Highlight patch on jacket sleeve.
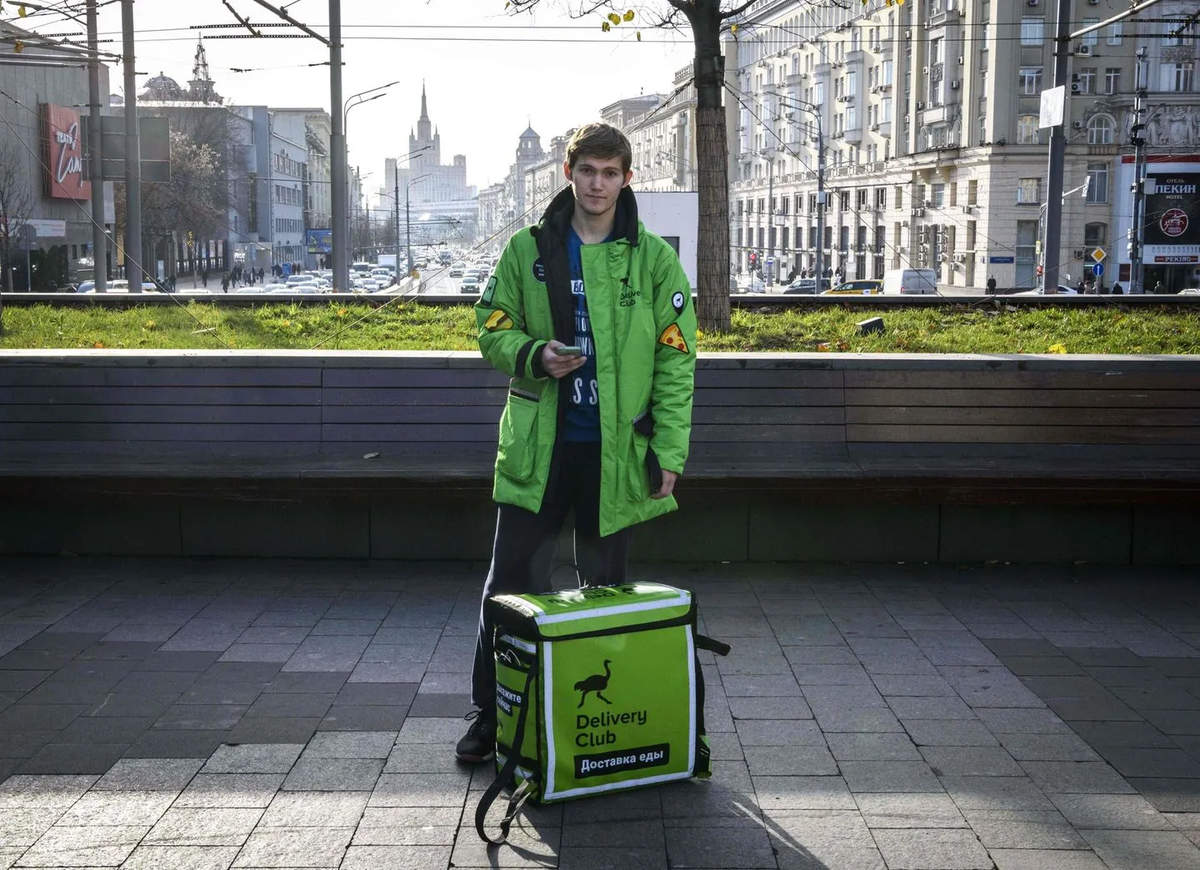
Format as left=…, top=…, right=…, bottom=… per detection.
left=484, top=309, right=514, bottom=332
left=658, top=322, right=689, bottom=354
left=481, top=276, right=498, bottom=305
left=671, top=290, right=687, bottom=315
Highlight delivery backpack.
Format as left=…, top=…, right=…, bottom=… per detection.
left=475, top=582, right=729, bottom=845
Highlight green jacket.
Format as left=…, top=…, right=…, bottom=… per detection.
left=474, top=186, right=697, bottom=537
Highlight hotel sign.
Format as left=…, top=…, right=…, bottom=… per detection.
left=41, top=104, right=91, bottom=201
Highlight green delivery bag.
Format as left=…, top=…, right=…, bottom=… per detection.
left=475, top=582, right=729, bottom=845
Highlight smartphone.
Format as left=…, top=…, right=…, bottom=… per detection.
left=555, top=345, right=583, bottom=356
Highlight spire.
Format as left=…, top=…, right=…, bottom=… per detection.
left=420, top=80, right=429, bottom=122
left=192, top=37, right=210, bottom=83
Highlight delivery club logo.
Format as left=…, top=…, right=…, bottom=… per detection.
left=574, top=659, right=613, bottom=708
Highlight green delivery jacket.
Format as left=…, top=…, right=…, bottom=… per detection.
left=474, top=186, right=697, bottom=537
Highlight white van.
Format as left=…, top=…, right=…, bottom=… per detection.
left=882, top=269, right=938, bottom=295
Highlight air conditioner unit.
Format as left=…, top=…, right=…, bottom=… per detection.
left=905, top=29, right=912, bottom=39
left=958, top=56, right=965, bottom=65
left=870, top=124, right=881, bottom=132
left=922, top=66, right=930, bottom=74
left=950, top=80, right=960, bottom=90
left=916, top=101, right=925, bottom=110
left=901, top=220, right=910, bottom=228
left=924, top=200, right=934, bottom=208
left=1076, top=44, right=1092, bottom=57
left=912, top=208, right=925, bottom=217
left=1073, top=120, right=1084, bottom=129
left=1073, top=249, right=1085, bottom=258
left=1028, top=0, right=1039, bottom=6
left=871, top=43, right=882, bottom=53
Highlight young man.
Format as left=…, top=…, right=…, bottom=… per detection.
left=457, top=122, right=697, bottom=763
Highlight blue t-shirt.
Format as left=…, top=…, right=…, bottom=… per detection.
left=563, top=227, right=601, bottom=442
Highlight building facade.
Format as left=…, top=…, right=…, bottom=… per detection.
left=274, top=108, right=332, bottom=269
left=724, top=0, right=1198, bottom=291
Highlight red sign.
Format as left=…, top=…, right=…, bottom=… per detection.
left=42, top=104, right=91, bottom=200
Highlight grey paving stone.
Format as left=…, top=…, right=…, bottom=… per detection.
left=962, top=808, right=1088, bottom=850
left=1128, top=777, right=1200, bottom=812
left=826, top=732, right=923, bottom=762
left=218, top=643, right=299, bottom=663
left=0, top=774, right=97, bottom=809
left=243, top=693, right=335, bottom=719
left=226, top=716, right=320, bottom=745
left=340, top=844, right=453, bottom=870
left=557, top=846, right=667, bottom=870
left=941, top=776, right=1057, bottom=812
left=19, top=741, right=131, bottom=774
left=235, top=626, right=312, bottom=645
left=872, top=674, right=958, bottom=696
left=123, top=729, right=228, bottom=759
left=304, top=731, right=395, bottom=759
left=921, top=746, right=1024, bottom=777
left=840, top=761, right=943, bottom=793
left=282, top=757, right=383, bottom=791
left=335, top=682, right=418, bottom=707
left=202, top=743, right=303, bottom=774
left=368, top=772, right=470, bottom=807
left=790, top=664, right=875, bottom=686
left=394, top=716, right=466, bottom=745
left=92, top=757, right=203, bottom=791
left=997, top=732, right=1102, bottom=761
left=727, top=696, right=814, bottom=720
left=753, top=777, right=859, bottom=811
left=0, top=730, right=55, bottom=759
left=1049, top=792, right=1174, bottom=830
left=57, top=789, right=176, bottom=826
left=1019, top=760, right=1136, bottom=794
left=144, top=806, right=263, bottom=846
left=232, top=825, right=353, bottom=867
left=1094, top=746, right=1200, bottom=778
left=121, top=844, right=240, bottom=870
left=559, top=818, right=663, bottom=848
left=1143, top=709, right=1200, bottom=735
left=887, top=696, right=977, bottom=720
left=175, top=682, right=263, bottom=707
left=17, top=823, right=147, bottom=867
left=0, top=703, right=90, bottom=731
left=664, top=825, right=776, bottom=869
left=1045, top=696, right=1144, bottom=722
left=259, top=791, right=370, bottom=827
left=1000, top=656, right=1088, bottom=676
left=743, top=745, right=837, bottom=776
left=319, top=705, right=407, bottom=732
left=764, top=808, right=887, bottom=869
left=855, top=793, right=968, bottom=829
left=801, top=685, right=888, bottom=712
left=813, top=706, right=903, bottom=733
left=989, top=849, right=1108, bottom=870
left=154, top=703, right=246, bottom=731
left=903, top=719, right=999, bottom=747
left=0, top=807, right=64, bottom=848
left=860, top=655, right=942, bottom=676
left=722, top=673, right=803, bottom=697
left=1082, top=829, right=1200, bottom=870
left=174, top=773, right=286, bottom=808
left=871, top=828, right=993, bottom=870
left=974, top=707, right=1073, bottom=734
left=0, top=670, right=52, bottom=693
left=782, top=645, right=858, bottom=666
left=735, top=719, right=824, bottom=747
left=261, top=672, right=350, bottom=694
left=111, top=670, right=200, bottom=695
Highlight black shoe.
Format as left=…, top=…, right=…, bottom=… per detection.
left=455, top=707, right=496, bottom=763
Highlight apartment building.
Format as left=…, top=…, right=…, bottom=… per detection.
left=725, top=0, right=1197, bottom=291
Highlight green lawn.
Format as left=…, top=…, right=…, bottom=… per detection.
left=1, top=300, right=1198, bottom=354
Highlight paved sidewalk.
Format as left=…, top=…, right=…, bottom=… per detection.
left=0, top=557, right=1198, bottom=869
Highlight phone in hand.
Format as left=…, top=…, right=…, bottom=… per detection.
left=555, top=345, right=583, bottom=356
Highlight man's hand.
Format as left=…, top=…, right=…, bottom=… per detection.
left=542, top=340, right=588, bottom=380
left=651, top=469, right=678, bottom=500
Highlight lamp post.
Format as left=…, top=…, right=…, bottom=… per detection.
left=405, top=173, right=433, bottom=279
left=757, top=93, right=826, bottom=283
left=338, top=80, right=398, bottom=289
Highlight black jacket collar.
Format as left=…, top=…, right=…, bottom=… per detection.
left=534, top=185, right=639, bottom=247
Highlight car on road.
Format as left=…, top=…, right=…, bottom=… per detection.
left=89, top=279, right=159, bottom=293
left=459, top=276, right=482, bottom=293
left=822, top=279, right=883, bottom=295
left=449, top=263, right=465, bottom=278
left=881, top=268, right=938, bottom=295
left=1010, top=285, right=1077, bottom=296
left=784, top=277, right=832, bottom=295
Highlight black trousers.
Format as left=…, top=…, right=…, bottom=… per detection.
left=470, top=441, right=632, bottom=709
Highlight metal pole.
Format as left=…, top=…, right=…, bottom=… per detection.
left=815, top=114, right=825, bottom=284
left=394, top=171, right=401, bottom=280
left=1042, top=0, right=1073, bottom=294
left=329, top=0, right=347, bottom=292
left=1130, top=48, right=1148, bottom=294
left=86, top=0, right=106, bottom=293
left=766, top=155, right=773, bottom=285
left=405, top=182, right=412, bottom=280
left=121, top=0, right=142, bottom=291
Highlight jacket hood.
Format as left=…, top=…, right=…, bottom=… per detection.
left=535, top=185, right=640, bottom=246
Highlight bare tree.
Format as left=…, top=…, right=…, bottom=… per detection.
left=505, top=0, right=766, bottom=332
left=0, top=137, right=34, bottom=318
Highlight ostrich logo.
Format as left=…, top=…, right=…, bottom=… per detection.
left=574, top=659, right=613, bottom=708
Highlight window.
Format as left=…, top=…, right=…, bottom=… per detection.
left=931, top=184, right=946, bottom=208
left=1020, top=17, right=1044, bottom=45
left=1020, top=67, right=1043, bottom=95
left=1163, top=16, right=1192, bottom=48
left=1105, top=68, right=1121, bottom=95
left=1087, top=115, right=1115, bottom=145
left=1084, top=222, right=1107, bottom=249
left=1086, top=163, right=1109, bottom=204
left=1081, top=19, right=1099, bottom=47
left=1017, top=114, right=1040, bottom=145
left=1017, top=178, right=1041, bottom=205
left=968, top=179, right=978, bottom=206
left=1078, top=68, right=1096, bottom=95
left=1106, top=22, right=1123, bottom=45
left=1163, top=62, right=1195, bottom=93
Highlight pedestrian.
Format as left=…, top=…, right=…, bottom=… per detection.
left=1112, top=282, right=1123, bottom=295
left=220, top=273, right=229, bottom=293
left=1154, top=280, right=1166, bottom=293
left=201, top=268, right=208, bottom=287
left=986, top=274, right=997, bottom=295
left=457, top=121, right=698, bottom=763
left=1083, top=278, right=1095, bottom=295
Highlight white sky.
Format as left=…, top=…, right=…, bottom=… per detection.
left=51, top=0, right=695, bottom=193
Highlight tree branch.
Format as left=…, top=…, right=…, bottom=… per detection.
left=719, top=0, right=758, bottom=20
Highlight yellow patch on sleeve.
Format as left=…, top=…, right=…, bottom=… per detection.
left=484, top=309, right=513, bottom=332
left=658, top=322, right=689, bottom=354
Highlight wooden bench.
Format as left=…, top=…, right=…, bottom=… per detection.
left=1, top=351, right=1197, bottom=564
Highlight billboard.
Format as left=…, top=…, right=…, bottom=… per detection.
left=306, top=228, right=332, bottom=254
left=41, top=104, right=91, bottom=201
left=1145, top=172, right=1200, bottom=247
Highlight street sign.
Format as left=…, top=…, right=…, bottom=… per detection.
left=1092, top=262, right=1105, bottom=277
left=1039, top=86, right=1066, bottom=129
left=1091, top=247, right=1107, bottom=263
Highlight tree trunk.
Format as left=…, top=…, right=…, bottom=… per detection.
left=688, top=4, right=731, bottom=333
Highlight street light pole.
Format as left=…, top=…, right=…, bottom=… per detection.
left=329, top=0, right=346, bottom=292
left=394, top=171, right=401, bottom=280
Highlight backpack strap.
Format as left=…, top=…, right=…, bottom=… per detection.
left=475, top=661, right=538, bottom=846
left=696, top=633, right=731, bottom=657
